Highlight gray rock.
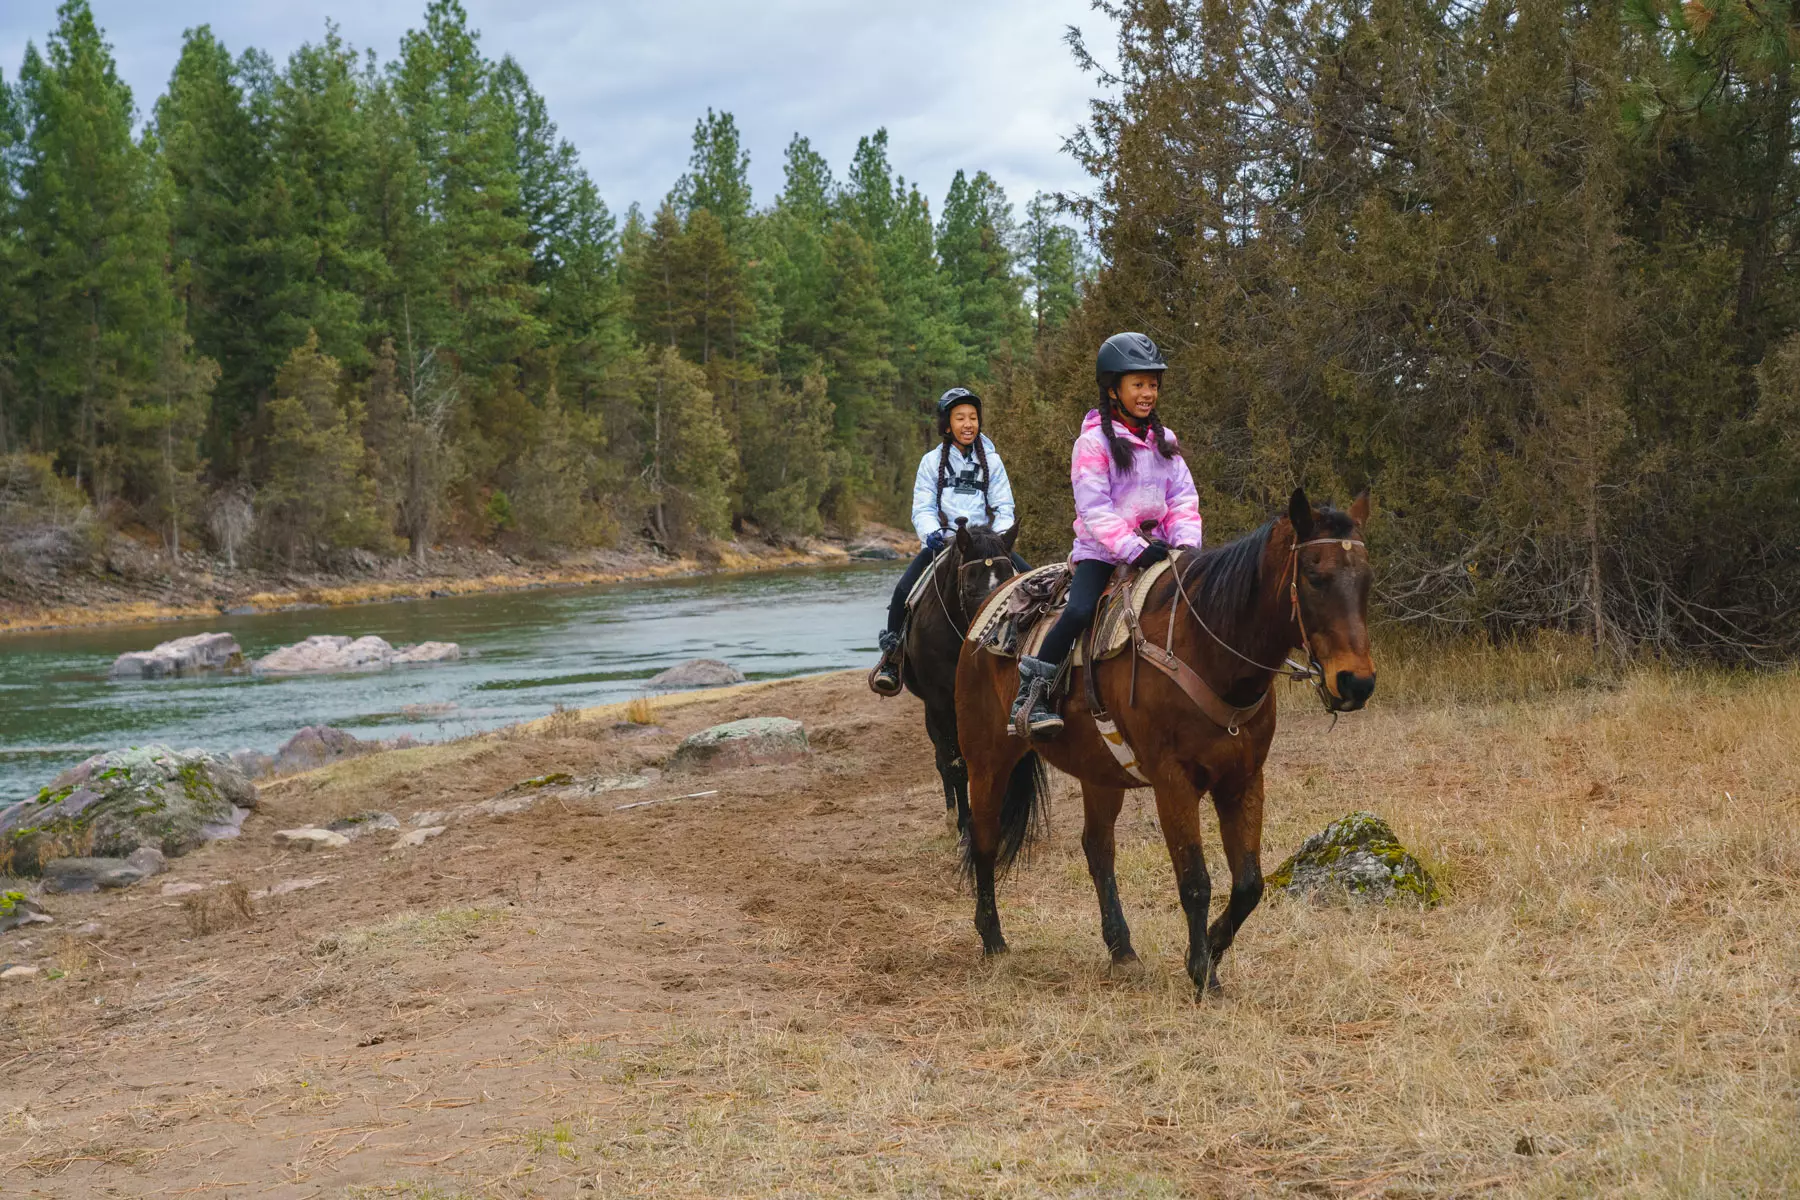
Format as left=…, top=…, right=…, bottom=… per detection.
left=272, top=827, right=350, bottom=850
left=848, top=544, right=900, bottom=560
left=0, top=891, right=50, bottom=933
left=669, top=717, right=810, bottom=771
left=256, top=634, right=395, bottom=674
left=109, top=632, right=243, bottom=680
left=391, top=641, right=460, bottom=664
left=648, top=658, right=746, bottom=690
left=1267, top=811, right=1443, bottom=906
left=125, top=845, right=167, bottom=877
left=228, top=748, right=275, bottom=779
left=42, top=856, right=146, bottom=894
left=395, top=825, right=445, bottom=848
left=1, top=965, right=39, bottom=981
left=254, top=634, right=461, bottom=674
left=272, top=726, right=369, bottom=775
left=2, top=746, right=258, bottom=876
left=326, top=811, right=399, bottom=840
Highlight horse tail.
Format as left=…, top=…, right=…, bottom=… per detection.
left=961, top=750, right=1049, bottom=883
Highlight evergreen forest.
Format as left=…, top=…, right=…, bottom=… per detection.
left=1, top=0, right=1796, bottom=659
left=0, top=1, right=1082, bottom=568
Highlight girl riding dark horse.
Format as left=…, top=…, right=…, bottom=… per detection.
left=869, top=388, right=1026, bottom=828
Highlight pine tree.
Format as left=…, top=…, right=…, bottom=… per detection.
left=1021, top=192, right=1081, bottom=343
left=938, top=169, right=1027, bottom=373
left=257, top=331, right=386, bottom=563
left=154, top=26, right=269, bottom=468
left=393, top=0, right=541, bottom=375
left=11, top=1, right=188, bottom=505
left=634, top=345, right=733, bottom=548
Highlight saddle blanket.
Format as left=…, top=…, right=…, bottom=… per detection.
left=968, top=557, right=1175, bottom=665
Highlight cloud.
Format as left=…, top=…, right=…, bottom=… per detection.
left=1, top=0, right=1106, bottom=220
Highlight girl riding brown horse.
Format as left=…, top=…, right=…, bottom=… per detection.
left=958, top=447, right=1376, bottom=992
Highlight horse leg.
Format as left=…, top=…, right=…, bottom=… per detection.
left=1079, top=781, right=1136, bottom=965
left=1152, top=780, right=1216, bottom=996
left=923, top=702, right=963, bottom=828
left=965, top=752, right=1023, bottom=957
left=1204, top=773, right=1267, bottom=993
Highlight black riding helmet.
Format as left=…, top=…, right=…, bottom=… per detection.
left=936, top=387, right=981, bottom=435
left=1095, top=332, right=1166, bottom=378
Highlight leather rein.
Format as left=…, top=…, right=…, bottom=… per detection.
left=931, top=546, right=1009, bottom=639
left=1132, top=535, right=1367, bottom=735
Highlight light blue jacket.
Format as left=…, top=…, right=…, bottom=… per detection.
left=910, top=435, right=1016, bottom=546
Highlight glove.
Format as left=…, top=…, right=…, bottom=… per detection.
left=924, top=529, right=950, bottom=552
left=1130, top=539, right=1171, bottom=569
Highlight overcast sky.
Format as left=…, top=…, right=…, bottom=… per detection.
left=0, top=0, right=1108, bottom=223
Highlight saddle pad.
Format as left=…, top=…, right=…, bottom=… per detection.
left=971, top=557, right=1176, bottom=665
left=967, top=562, right=1065, bottom=646
left=903, top=546, right=947, bottom=612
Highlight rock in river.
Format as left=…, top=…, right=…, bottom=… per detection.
left=255, top=634, right=459, bottom=674
left=648, top=658, right=745, bottom=690
left=1267, top=811, right=1443, bottom=906
left=670, top=717, right=809, bottom=771
left=1, top=746, right=257, bottom=876
left=110, top=632, right=243, bottom=679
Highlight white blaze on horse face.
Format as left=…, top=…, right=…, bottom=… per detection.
left=989, top=569, right=1000, bottom=594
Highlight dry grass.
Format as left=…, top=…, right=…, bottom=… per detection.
left=506, top=649, right=1800, bottom=1196
left=625, top=694, right=659, bottom=726
left=6, top=646, right=1797, bottom=1197
left=180, top=880, right=254, bottom=936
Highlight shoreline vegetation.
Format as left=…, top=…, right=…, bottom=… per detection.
left=0, top=525, right=906, bottom=637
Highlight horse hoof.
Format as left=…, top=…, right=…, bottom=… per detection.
left=1107, top=953, right=1144, bottom=980
left=981, top=941, right=1010, bottom=958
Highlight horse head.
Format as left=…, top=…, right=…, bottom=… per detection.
left=1287, top=488, right=1376, bottom=712
left=951, top=517, right=1020, bottom=619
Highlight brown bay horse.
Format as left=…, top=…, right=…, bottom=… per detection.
left=902, top=519, right=1021, bottom=830
left=953, top=489, right=1375, bottom=995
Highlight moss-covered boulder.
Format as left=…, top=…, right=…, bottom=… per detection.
left=0, top=746, right=258, bottom=876
left=1267, top=811, right=1442, bottom=906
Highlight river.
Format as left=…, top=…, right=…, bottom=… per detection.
left=0, top=562, right=893, bottom=802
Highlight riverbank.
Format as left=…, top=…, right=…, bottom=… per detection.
left=0, top=524, right=912, bottom=636
left=2, top=661, right=1796, bottom=1194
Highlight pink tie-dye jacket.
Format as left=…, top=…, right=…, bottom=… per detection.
left=1068, top=409, right=1205, bottom=564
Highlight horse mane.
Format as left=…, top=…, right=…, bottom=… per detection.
left=954, top=522, right=1011, bottom=558
left=1174, top=506, right=1358, bottom=643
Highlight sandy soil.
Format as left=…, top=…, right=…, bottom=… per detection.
left=1, top=665, right=1796, bottom=1197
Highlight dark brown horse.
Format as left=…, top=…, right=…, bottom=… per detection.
left=903, top=519, right=1020, bottom=830
left=953, top=489, right=1375, bottom=994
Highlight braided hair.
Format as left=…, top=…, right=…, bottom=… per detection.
left=935, top=431, right=996, bottom=529
left=1096, top=372, right=1177, bottom=473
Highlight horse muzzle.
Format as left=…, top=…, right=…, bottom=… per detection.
left=1328, top=669, right=1376, bottom=712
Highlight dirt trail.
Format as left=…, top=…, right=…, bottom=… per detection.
left=3, top=668, right=1797, bottom=1197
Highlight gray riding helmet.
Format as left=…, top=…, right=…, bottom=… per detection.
left=1095, top=332, right=1167, bottom=376
left=936, top=386, right=982, bottom=435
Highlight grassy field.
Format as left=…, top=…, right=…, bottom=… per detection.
left=1, top=636, right=1796, bottom=1196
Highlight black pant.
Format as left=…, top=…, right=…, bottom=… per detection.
left=886, top=547, right=1032, bottom=634
left=1037, top=558, right=1115, bottom=664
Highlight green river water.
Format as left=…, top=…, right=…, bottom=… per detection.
left=0, top=562, right=893, bottom=803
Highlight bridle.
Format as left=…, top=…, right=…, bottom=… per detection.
left=932, top=546, right=1011, bottom=639
left=1171, top=533, right=1367, bottom=719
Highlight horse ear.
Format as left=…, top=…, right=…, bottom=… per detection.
left=1349, top=490, right=1370, bottom=526
left=1288, top=487, right=1315, bottom=541
left=955, top=519, right=974, bottom=555
left=1002, top=522, right=1019, bottom=551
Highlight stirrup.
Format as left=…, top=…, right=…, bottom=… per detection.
left=868, top=633, right=904, bottom=697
